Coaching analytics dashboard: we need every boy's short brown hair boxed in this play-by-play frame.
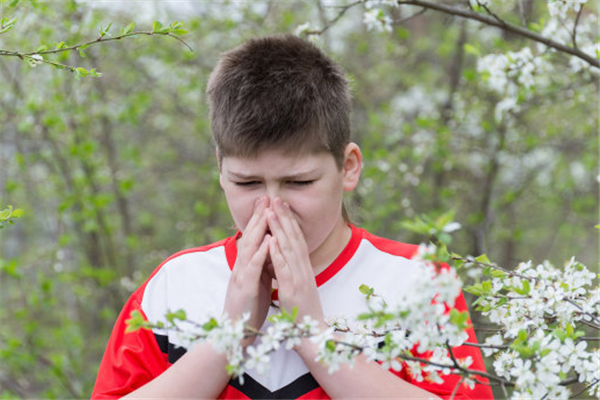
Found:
[206,34,352,168]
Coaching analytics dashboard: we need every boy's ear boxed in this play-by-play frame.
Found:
[342,143,362,192]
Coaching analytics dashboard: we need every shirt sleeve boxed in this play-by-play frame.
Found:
[91,289,169,399]
[390,290,495,400]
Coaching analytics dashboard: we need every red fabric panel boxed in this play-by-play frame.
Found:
[91,298,168,399]
[218,384,251,399]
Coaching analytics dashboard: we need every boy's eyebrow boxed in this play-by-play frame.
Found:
[227,169,319,180]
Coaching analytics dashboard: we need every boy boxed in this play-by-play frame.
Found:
[92,35,493,399]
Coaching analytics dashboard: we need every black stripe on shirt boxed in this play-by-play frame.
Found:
[229,372,321,399]
[153,333,187,364]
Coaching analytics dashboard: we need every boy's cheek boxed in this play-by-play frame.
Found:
[227,195,258,232]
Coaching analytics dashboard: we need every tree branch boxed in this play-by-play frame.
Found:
[305,0,363,36]
[395,0,599,68]
[0,30,193,57]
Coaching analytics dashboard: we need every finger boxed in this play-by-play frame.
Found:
[272,198,298,240]
[269,236,292,286]
[245,234,271,278]
[241,198,269,253]
[245,196,268,233]
[266,208,293,262]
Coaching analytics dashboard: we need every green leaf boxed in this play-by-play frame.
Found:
[464,283,483,296]
[522,279,530,295]
[0,17,17,34]
[0,259,20,278]
[202,318,218,331]
[100,22,113,37]
[496,297,508,308]
[125,310,148,333]
[171,21,183,29]
[170,29,188,35]
[475,254,491,265]
[88,68,102,78]
[449,309,469,330]
[36,44,48,53]
[552,328,567,342]
[325,339,336,352]
[75,67,88,78]
[122,22,135,35]
[491,270,506,278]
[359,284,374,298]
[453,258,465,269]
[463,43,480,56]
[152,21,163,32]
[166,309,187,324]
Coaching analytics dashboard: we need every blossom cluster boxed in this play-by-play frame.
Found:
[477,47,551,121]
[464,256,600,399]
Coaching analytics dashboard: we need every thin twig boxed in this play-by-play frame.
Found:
[500,382,509,399]
[569,379,599,399]
[578,336,600,341]
[517,0,526,27]
[305,0,363,36]
[461,341,509,350]
[572,3,584,50]
[480,3,507,28]
[565,298,600,325]
[453,255,535,281]
[449,376,465,400]
[0,30,193,57]
[393,7,427,25]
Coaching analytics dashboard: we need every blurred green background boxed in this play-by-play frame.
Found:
[0,0,597,398]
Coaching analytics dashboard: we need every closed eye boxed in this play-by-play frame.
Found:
[290,180,314,186]
[235,181,259,186]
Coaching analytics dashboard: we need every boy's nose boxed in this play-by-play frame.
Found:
[264,188,281,207]
[262,192,287,210]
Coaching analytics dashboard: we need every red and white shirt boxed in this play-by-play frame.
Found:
[92,225,494,399]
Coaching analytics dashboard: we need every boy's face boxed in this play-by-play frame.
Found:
[219,146,360,256]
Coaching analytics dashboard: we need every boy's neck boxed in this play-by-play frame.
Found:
[309,219,352,277]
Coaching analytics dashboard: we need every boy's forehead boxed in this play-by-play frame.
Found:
[221,149,335,174]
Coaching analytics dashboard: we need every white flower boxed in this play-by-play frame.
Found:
[442,222,461,233]
[548,0,587,18]
[559,338,588,372]
[494,351,518,379]
[295,22,311,36]
[469,0,491,7]
[363,9,393,33]
[245,345,270,376]
[482,334,503,357]
[27,54,44,68]
[294,22,319,43]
